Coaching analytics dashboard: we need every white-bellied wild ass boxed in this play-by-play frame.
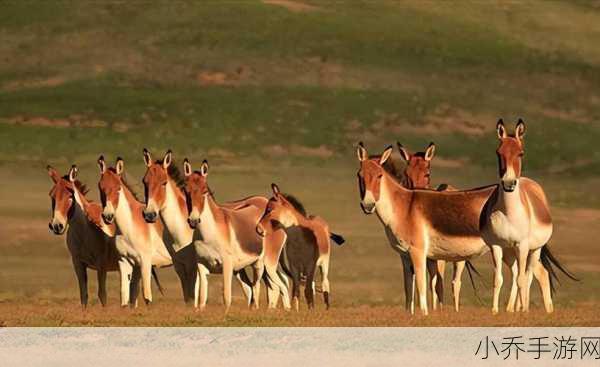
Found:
[481,119,578,314]
[357,143,498,315]
[396,142,480,312]
[183,159,291,311]
[256,183,345,310]
[47,165,120,307]
[142,149,256,309]
[97,156,173,305]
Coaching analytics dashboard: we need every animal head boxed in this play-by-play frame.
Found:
[356,142,393,214]
[397,142,435,189]
[496,119,526,192]
[256,184,300,237]
[47,165,78,234]
[97,155,125,224]
[182,158,210,228]
[142,149,172,223]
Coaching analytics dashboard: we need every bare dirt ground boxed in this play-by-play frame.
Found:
[1,164,598,326]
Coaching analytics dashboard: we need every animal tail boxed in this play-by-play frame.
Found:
[465,260,484,304]
[152,266,165,296]
[540,245,579,296]
[330,232,345,246]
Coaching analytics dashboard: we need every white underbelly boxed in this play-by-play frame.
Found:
[427,234,488,262]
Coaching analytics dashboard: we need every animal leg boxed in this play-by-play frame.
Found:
[400,253,415,313]
[491,245,504,315]
[129,265,141,308]
[516,243,530,312]
[436,260,445,309]
[427,259,438,311]
[118,258,133,307]
[222,257,233,313]
[305,261,317,310]
[72,260,88,309]
[198,264,209,310]
[532,253,553,313]
[452,261,465,312]
[251,260,265,309]
[236,269,254,308]
[97,269,108,307]
[320,257,331,309]
[409,248,428,316]
[140,258,153,305]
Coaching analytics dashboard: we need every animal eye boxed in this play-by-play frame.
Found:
[162,182,167,186]
[377,174,383,179]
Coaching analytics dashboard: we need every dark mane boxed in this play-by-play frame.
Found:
[155,159,186,193]
[109,167,142,202]
[282,194,308,217]
[61,175,89,195]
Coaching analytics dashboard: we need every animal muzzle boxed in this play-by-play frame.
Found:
[49,220,66,235]
[501,179,517,192]
[143,209,158,223]
[360,202,376,214]
[102,212,114,224]
[187,217,200,229]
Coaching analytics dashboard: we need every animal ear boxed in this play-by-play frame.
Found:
[379,145,393,165]
[47,165,61,183]
[271,183,281,196]
[496,119,507,139]
[183,158,192,177]
[200,160,209,177]
[68,165,78,183]
[97,156,106,174]
[356,142,368,162]
[163,150,172,169]
[143,148,152,167]
[396,142,411,162]
[516,118,526,140]
[115,157,124,175]
[424,142,436,161]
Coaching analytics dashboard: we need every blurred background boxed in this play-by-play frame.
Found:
[1,1,599,325]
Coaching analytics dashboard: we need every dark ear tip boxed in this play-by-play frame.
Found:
[518,118,525,124]
[143,148,148,154]
[167,149,172,154]
[428,141,435,147]
[46,165,52,170]
[396,141,403,148]
[98,155,104,161]
[497,118,504,124]
[202,159,208,165]
[385,145,393,150]
[358,141,364,147]
[183,158,189,164]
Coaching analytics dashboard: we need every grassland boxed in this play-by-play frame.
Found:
[0,0,599,326]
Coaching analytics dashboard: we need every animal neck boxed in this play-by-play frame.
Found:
[198,193,227,243]
[498,180,524,217]
[376,172,412,228]
[160,180,194,248]
[114,185,143,239]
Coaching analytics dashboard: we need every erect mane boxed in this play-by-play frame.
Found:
[109,167,142,202]
[282,194,308,217]
[61,175,89,196]
[155,159,186,193]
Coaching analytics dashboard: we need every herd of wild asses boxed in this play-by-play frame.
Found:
[47,119,577,315]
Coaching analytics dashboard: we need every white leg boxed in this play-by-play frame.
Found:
[516,243,530,312]
[118,258,133,307]
[491,245,504,315]
[235,270,253,307]
[506,259,519,312]
[452,261,465,312]
[198,264,209,310]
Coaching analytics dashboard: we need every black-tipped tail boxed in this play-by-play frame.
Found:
[465,260,484,304]
[152,266,165,296]
[540,245,579,296]
[330,232,345,246]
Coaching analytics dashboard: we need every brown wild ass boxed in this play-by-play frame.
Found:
[481,119,577,313]
[183,159,290,310]
[356,143,495,315]
[98,156,173,305]
[47,165,120,307]
[256,184,345,310]
[142,149,257,309]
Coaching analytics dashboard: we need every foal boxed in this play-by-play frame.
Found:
[98,156,173,305]
[47,165,121,307]
[183,159,290,310]
[256,184,345,310]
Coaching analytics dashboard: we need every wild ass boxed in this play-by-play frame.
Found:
[356,143,495,315]
[183,159,291,311]
[142,149,258,309]
[97,156,173,305]
[395,142,479,312]
[256,184,345,310]
[47,165,120,307]
[481,119,577,313]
